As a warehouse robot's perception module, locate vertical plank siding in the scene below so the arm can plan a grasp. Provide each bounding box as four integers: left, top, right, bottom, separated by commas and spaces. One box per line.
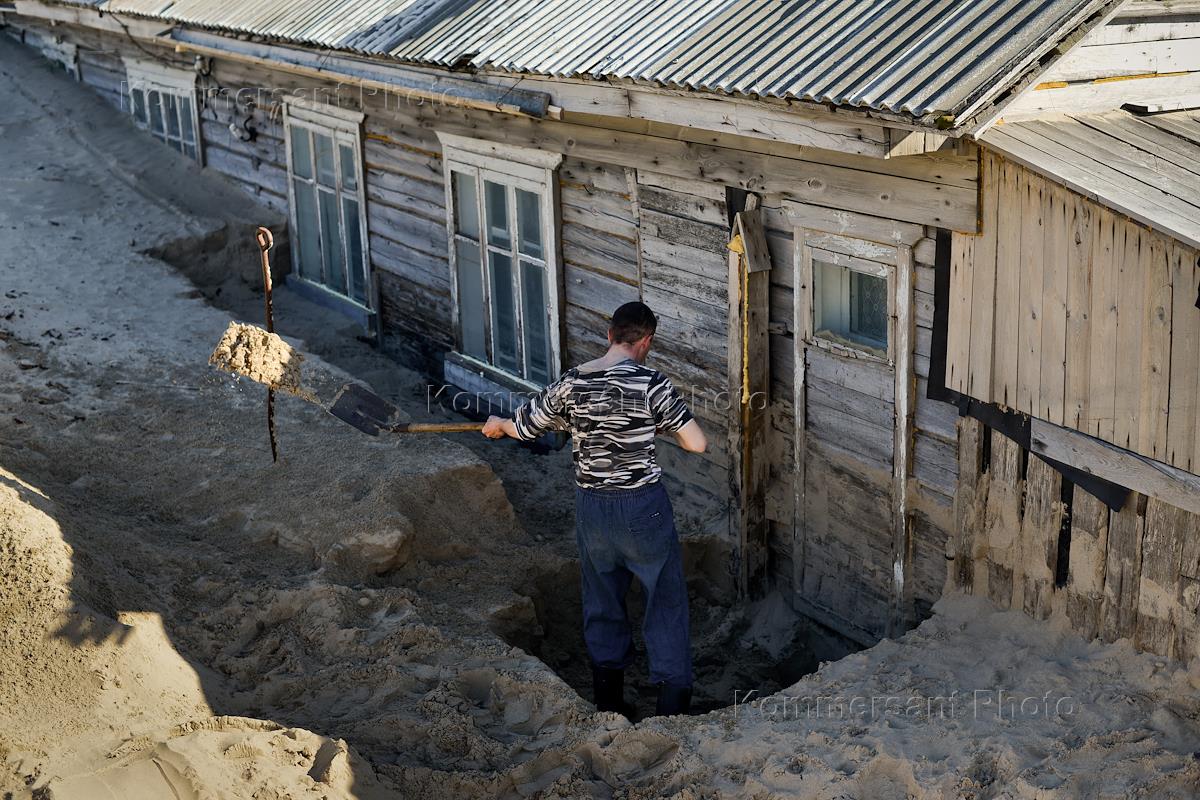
948, 153, 1200, 474
954, 427, 1200, 664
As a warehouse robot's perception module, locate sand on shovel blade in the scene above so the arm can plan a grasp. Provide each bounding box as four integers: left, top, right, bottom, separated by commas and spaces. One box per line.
209, 321, 317, 402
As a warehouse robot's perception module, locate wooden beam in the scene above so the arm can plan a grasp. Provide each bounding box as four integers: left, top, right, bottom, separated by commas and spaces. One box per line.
390, 104, 977, 231
890, 244, 916, 634
727, 202, 772, 598
1030, 418, 1200, 515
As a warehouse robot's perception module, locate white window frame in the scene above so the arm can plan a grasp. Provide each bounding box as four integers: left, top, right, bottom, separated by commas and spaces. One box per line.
795, 232, 900, 366
123, 59, 202, 163
437, 132, 564, 389
283, 99, 373, 311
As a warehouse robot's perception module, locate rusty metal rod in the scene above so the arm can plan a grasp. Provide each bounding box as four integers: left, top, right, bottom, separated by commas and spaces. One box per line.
256, 227, 278, 463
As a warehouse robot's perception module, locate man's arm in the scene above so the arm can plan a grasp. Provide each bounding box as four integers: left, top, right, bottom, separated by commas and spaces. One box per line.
672, 418, 707, 454
482, 375, 569, 441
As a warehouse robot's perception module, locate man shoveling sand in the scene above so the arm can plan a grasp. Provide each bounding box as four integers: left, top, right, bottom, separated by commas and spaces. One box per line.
482, 301, 708, 718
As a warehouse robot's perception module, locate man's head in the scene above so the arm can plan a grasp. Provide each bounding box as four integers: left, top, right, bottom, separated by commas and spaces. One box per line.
608, 301, 657, 362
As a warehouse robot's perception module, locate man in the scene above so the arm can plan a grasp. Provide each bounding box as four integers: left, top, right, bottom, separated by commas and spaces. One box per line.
482, 301, 707, 717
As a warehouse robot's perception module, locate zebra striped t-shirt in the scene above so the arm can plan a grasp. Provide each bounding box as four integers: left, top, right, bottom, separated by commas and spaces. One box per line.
512, 359, 694, 489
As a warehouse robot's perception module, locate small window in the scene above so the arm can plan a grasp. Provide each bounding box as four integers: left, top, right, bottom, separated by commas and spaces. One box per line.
123, 60, 201, 163
813, 259, 889, 357
440, 134, 563, 387
284, 103, 371, 309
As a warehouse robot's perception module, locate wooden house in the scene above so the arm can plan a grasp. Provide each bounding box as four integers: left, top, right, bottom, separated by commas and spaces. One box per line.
5, 0, 1198, 654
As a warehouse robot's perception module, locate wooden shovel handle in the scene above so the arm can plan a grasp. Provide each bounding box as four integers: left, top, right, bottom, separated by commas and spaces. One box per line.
389, 422, 487, 433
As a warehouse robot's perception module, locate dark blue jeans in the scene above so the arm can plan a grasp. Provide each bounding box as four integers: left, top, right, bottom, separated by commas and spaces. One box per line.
575, 480, 692, 688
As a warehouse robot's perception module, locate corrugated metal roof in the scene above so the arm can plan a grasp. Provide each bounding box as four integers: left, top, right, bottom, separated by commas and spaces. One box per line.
71, 0, 1112, 120
982, 110, 1200, 248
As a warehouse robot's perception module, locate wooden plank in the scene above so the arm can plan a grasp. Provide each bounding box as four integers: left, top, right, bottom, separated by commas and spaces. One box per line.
1113, 223, 1146, 451
635, 184, 728, 227
1138, 232, 1172, 461
801, 232, 899, 266
641, 259, 727, 308
992, 160, 1022, 409
984, 433, 1024, 610
1136, 498, 1187, 657
792, 236, 813, 611
945, 230, 974, 395
891, 245, 916, 634
1065, 488, 1109, 641
967, 151, 1000, 400
1064, 193, 1094, 431
564, 263, 638, 316
727, 209, 772, 598
780, 201, 926, 246
1031, 418, 1200, 516
1018, 457, 1062, 620
639, 233, 727, 283
1087, 207, 1119, 441
806, 346, 895, 402
625, 90, 892, 158
1016, 171, 1046, 416
1101, 496, 1144, 643
561, 223, 640, 280
1167, 242, 1199, 471
639, 207, 728, 254
1039, 184, 1070, 425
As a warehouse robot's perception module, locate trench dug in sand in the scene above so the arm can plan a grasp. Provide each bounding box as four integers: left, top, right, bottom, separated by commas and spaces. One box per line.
496, 537, 862, 718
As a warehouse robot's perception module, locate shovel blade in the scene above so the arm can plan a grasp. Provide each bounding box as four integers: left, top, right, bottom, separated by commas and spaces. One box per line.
328, 383, 399, 436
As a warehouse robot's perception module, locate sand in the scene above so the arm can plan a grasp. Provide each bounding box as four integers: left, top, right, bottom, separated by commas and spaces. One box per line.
209, 321, 312, 400
3, 35, 1200, 800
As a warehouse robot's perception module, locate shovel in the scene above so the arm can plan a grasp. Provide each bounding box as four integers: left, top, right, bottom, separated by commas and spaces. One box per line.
329, 382, 485, 436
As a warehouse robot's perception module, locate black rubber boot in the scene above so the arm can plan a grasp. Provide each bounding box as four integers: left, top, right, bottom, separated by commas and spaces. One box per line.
592, 666, 626, 714
655, 683, 693, 717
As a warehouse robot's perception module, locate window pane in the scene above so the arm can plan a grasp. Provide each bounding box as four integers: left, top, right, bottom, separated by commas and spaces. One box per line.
290, 127, 313, 180
456, 241, 486, 360
148, 91, 163, 135
179, 99, 195, 145
183, 142, 198, 160
813, 259, 887, 355
516, 189, 542, 260
850, 271, 888, 346
314, 132, 336, 188
131, 88, 147, 124
319, 189, 346, 295
520, 260, 551, 384
164, 94, 180, 139
339, 143, 357, 190
453, 171, 479, 239
484, 181, 510, 249
343, 197, 367, 305
489, 251, 519, 372
292, 180, 321, 282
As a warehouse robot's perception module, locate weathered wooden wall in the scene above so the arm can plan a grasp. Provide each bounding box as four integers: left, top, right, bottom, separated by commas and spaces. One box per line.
948, 150, 1200, 472
12, 15, 973, 642
953, 417, 1200, 664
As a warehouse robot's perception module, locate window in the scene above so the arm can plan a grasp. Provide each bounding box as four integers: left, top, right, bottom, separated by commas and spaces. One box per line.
123, 60, 200, 162
284, 101, 370, 308
439, 134, 563, 386
813, 258, 889, 357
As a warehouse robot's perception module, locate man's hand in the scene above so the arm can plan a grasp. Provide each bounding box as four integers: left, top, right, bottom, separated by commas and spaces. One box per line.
482, 415, 513, 440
